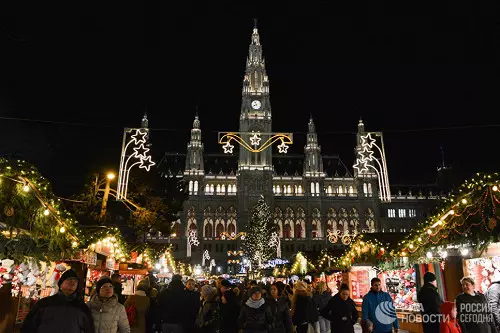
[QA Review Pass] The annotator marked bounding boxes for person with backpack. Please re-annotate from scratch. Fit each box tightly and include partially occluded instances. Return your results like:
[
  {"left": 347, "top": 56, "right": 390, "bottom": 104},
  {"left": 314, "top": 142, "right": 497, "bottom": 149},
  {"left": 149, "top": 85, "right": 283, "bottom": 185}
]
[{"left": 124, "top": 283, "right": 150, "bottom": 333}]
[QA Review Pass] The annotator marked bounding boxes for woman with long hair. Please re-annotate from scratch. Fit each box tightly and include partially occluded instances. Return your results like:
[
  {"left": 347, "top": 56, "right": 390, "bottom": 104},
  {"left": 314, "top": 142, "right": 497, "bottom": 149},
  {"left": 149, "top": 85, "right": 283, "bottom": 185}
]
[{"left": 320, "top": 283, "right": 357, "bottom": 333}]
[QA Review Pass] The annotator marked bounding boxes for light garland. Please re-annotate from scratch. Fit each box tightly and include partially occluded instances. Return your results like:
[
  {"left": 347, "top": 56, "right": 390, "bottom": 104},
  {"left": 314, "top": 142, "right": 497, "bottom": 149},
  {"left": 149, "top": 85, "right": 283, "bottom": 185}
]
[
  {"left": 334, "top": 236, "right": 388, "bottom": 269},
  {"left": 220, "top": 232, "right": 246, "bottom": 240},
  {"left": 290, "top": 252, "right": 314, "bottom": 275},
  {"left": 394, "top": 173, "right": 500, "bottom": 261},
  {"left": 218, "top": 131, "right": 293, "bottom": 154}
]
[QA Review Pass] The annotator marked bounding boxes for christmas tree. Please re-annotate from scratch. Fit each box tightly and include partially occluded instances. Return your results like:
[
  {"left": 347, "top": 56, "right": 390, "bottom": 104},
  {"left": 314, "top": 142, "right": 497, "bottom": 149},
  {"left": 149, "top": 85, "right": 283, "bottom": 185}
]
[{"left": 243, "top": 195, "right": 276, "bottom": 269}]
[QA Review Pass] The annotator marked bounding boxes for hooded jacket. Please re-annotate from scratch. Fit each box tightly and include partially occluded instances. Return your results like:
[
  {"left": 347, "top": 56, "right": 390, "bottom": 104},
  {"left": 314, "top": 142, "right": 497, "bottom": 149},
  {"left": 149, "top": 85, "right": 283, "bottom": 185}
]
[
  {"left": 456, "top": 292, "right": 498, "bottom": 333},
  {"left": 21, "top": 291, "right": 95, "bottom": 333},
  {"left": 291, "top": 288, "right": 318, "bottom": 327},
  {"left": 440, "top": 302, "right": 462, "bottom": 333},
  {"left": 88, "top": 294, "right": 130, "bottom": 333},
  {"left": 361, "top": 289, "right": 400, "bottom": 333},
  {"left": 485, "top": 281, "right": 500, "bottom": 328}
]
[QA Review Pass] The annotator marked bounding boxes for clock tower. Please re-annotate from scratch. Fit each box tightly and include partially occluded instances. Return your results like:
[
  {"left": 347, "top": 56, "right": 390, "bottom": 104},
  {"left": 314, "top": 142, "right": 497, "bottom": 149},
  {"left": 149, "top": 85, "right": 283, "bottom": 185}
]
[
  {"left": 237, "top": 21, "right": 274, "bottom": 216},
  {"left": 239, "top": 20, "right": 272, "bottom": 169}
]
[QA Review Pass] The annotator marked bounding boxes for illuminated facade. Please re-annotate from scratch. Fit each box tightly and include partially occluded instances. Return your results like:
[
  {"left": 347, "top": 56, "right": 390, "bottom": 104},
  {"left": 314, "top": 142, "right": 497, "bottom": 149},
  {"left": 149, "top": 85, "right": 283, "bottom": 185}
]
[{"left": 149, "top": 24, "right": 444, "bottom": 269}]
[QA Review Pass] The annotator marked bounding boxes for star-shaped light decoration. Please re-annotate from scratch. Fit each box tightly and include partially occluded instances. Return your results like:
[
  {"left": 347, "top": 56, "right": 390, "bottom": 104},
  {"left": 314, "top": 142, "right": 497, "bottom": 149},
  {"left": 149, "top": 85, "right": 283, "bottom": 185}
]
[
  {"left": 249, "top": 132, "right": 261, "bottom": 146},
  {"left": 131, "top": 129, "right": 148, "bottom": 145},
  {"left": 361, "top": 133, "right": 376, "bottom": 148},
  {"left": 222, "top": 141, "right": 234, "bottom": 154},
  {"left": 359, "top": 146, "right": 374, "bottom": 161},
  {"left": 133, "top": 144, "right": 150, "bottom": 159},
  {"left": 277, "top": 141, "right": 289, "bottom": 154},
  {"left": 353, "top": 158, "right": 369, "bottom": 174},
  {"left": 139, "top": 155, "right": 156, "bottom": 171}
]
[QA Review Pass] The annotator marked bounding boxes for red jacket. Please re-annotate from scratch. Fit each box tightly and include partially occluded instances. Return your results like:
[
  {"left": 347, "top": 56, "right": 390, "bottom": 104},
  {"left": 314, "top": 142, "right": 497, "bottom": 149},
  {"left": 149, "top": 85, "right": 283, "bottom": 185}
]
[{"left": 440, "top": 302, "right": 462, "bottom": 333}]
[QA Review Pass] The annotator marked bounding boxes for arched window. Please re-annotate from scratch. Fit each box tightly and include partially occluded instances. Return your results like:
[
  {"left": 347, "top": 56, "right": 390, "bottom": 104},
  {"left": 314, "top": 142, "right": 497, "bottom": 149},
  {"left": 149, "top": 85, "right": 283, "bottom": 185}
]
[
  {"left": 368, "top": 183, "right": 372, "bottom": 195},
  {"left": 327, "top": 185, "right": 332, "bottom": 194},
  {"left": 194, "top": 180, "right": 198, "bottom": 194},
  {"left": 187, "top": 207, "right": 197, "bottom": 233},
  {"left": 311, "top": 182, "right": 315, "bottom": 194},
  {"left": 283, "top": 224, "right": 292, "bottom": 239},
  {"left": 227, "top": 206, "right": 237, "bottom": 235},
  {"left": 216, "top": 184, "right": 221, "bottom": 193},
  {"left": 227, "top": 223, "right": 235, "bottom": 235},
  {"left": 204, "top": 223, "right": 213, "bottom": 238},
  {"left": 221, "top": 184, "right": 225, "bottom": 194},
  {"left": 287, "top": 185, "right": 292, "bottom": 194},
  {"left": 203, "top": 207, "right": 214, "bottom": 237},
  {"left": 285, "top": 207, "right": 294, "bottom": 238},
  {"left": 216, "top": 223, "right": 224, "bottom": 238},
  {"left": 311, "top": 208, "right": 321, "bottom": 238},
  {"left": 366, "top": 208, "right": 375, "bottom": 232},
  {"left": 316, "top": 182, "right": 320, "bottom": 195},
  {"left": 274, "top": 207, "right": 283, "bottom": 238},
  {"left": 205, "top": 184, "right": 209, "bottom": 194},
  {"left": 296, "top": 208, "right": 306, "bottom": 238},
  {"left": 338, "top": 186, "right": 343, "bottom": 195},
  {"left": 339, "top": 208, "right": 348, "bottom": 233},
  {"left": 189, "top": 181, "right": 193, "bottom": 194},
  {"left": 298, "top": 185, "right": 303, "bottom": 194},
  {"left": 363, "top": 183, "right": 368, "bottom": 194},
  {"left": 210, "top": 184, "right": 215, "bottom": 193},
  {"left": 327, "top": 208, "right": 337, "bottom": 232},
  {"left": 349, "top": 208, "right": 359, "bottom": 232},
  {"left": 349, "top": 185, "right": 354, "bottom": 195}
]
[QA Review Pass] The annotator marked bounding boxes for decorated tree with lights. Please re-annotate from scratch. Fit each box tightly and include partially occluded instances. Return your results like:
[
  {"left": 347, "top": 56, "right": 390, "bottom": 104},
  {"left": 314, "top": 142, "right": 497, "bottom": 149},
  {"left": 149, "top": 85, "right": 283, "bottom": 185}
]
[{"left": 243, "top": 195, "right": 276, "bottom": 270}]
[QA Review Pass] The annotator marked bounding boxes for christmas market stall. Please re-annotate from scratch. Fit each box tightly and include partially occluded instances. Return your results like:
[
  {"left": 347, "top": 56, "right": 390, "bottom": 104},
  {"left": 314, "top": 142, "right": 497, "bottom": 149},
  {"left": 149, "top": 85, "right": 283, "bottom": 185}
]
[{"left": 395, "top": 173, "right": 500, "bottom": 301}]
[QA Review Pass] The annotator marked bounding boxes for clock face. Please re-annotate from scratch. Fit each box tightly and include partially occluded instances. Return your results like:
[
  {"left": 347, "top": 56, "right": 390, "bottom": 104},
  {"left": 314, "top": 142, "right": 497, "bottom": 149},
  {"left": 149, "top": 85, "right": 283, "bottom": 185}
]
[{"left": 251, "top": 100, "right": 261, "bottom": 110}]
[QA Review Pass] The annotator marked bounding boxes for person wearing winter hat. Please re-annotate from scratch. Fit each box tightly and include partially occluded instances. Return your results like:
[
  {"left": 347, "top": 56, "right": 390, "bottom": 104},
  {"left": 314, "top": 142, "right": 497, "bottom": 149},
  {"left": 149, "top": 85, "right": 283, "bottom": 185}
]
[
  {"left": 417, "top": 272, "right": 443, "bottom": 333},
  {"left": 197, "top": 285, "right": 220, "bottom": 333},
  {"left": 238, "top": 287, "right": 273, "bottom": 333},
  {"left": 88, "top": 276, "right": 130, "bottom": 333},
  {"left": 21, "top": 269, "right": 95, "bottom": 333}
]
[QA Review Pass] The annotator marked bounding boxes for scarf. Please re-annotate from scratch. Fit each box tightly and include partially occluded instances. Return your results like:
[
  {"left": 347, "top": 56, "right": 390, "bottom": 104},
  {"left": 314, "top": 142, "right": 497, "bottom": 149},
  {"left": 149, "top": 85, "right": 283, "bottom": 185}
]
[
  {"left": 246, "top": 297, "right": 265, "bottom": 309},
  {"left": 58, "top": 290, "right": 77, "bottom": 302}
]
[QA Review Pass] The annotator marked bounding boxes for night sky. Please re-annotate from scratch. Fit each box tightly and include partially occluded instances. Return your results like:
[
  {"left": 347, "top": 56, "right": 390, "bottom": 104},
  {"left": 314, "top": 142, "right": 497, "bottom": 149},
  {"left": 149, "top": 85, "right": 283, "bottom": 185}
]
[{"left": 1, "top": 6, "right": 499, "bottom": 196}]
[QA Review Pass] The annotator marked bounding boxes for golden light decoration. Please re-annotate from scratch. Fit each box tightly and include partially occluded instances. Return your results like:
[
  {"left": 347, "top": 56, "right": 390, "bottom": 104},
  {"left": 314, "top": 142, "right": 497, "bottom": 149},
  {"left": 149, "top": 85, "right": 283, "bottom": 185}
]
[
  {"left": 218, "top": 131, "right": 293, "bottom": 154},
  {"left": 220, "top": 232, "right": 247, "bottom": 240}
]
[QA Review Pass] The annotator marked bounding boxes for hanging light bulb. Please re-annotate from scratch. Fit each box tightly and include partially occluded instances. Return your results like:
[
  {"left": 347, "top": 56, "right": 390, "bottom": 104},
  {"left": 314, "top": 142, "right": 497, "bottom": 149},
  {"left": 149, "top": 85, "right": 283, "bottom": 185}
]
[
  {"left": 426, "top": 251, "right": 433, "bottom": 259},
  {"left": 43, "top": 209, "right": 50, "bottom": 216},
  {"left": 493, "top": 185, "right": 498, "bottom": 192},
  {"left": 59, "top": 226, "right": 66, "bottom": 233},
  {"left": 427, "top": 229, "right": 433, "bottom": 235},
  {"left": 23, "top": 184, "right": 30, "bottom": 192},
  {"left": 418, "top": 237, "right": 422, "bottom": 242},
  {"left": 461, "top": 198, "right": 467, "bottom": 204}
]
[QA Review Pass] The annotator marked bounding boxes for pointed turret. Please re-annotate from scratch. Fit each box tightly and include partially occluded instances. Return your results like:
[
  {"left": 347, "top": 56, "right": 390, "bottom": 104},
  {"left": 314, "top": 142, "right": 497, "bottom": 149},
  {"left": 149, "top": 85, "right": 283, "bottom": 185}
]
[
  {"left": 141, "top": 113, "right": 149, "bottom": 128},
  {"left": 304, "top": 116, "right": 323, "bottom": 175},
  {"left": 185, "top": 114, "right": 204, "bottom": 172},
  {"left": 242, "top": 20, "right": 270, "bottom": 96}
]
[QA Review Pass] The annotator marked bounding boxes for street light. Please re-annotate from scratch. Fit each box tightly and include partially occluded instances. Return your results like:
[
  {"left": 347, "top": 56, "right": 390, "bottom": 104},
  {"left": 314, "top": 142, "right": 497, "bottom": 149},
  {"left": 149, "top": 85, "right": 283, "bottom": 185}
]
[{"left": 100, "top": 172, "right": 116, "bottom": 218}]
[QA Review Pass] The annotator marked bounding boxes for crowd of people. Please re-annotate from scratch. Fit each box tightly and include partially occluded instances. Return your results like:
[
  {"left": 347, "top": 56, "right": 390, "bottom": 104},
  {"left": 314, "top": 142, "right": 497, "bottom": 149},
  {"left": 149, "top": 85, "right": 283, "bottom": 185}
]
[{"left": 17, "top": 268, "right": 500, "bottom": 333}]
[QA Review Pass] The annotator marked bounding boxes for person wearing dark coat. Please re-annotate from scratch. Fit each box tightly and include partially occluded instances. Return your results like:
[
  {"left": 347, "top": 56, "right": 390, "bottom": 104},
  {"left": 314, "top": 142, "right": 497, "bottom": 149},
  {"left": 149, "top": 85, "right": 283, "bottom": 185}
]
[
  {"left": 181, "top": 279, "right": 200, "bottom": 332},
  {"left": 158, "top": 279, "right": 185, "bottom": 333},
  {"left": 485, "top": 272, "right": 500, "bottom": 331},
  {"left": 320, "top": 284, "right": 358, "bottom": 333},
  {"left": 266, "top": 283, "right": 293, "bottom": 333},
  {"left": 197, "top": 285, "right": 220, "bottom": 333},
  {"left": 111, "top": 273, "right": 126, "bottom": 305},
  {"left": 219, "top": 280, "right": 240, "bottom": 333},
  {"left": 21, "top": 269, "right": 95, "bottom": 333},
  {"left": 312, "top": 282, "right": 332, "bottom": 333},
  {"left": 417, "top": 272, "right": 443, "bottom": 333},
  {"left": 456, "top": 277, "right": 498, "bottom": 333},
  {"left": 238, "top": 287, "right": 274, "bottom": 333},
  {"left": 291, "top": 281, "right": 318, "bottom": 333}
]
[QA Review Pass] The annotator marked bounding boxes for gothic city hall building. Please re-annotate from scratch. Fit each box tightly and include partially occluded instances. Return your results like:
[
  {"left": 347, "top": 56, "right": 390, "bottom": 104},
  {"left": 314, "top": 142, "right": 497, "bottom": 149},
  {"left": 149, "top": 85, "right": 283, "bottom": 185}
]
[{"left": 150, "top": 24, "right": 446, "bottom": 271}]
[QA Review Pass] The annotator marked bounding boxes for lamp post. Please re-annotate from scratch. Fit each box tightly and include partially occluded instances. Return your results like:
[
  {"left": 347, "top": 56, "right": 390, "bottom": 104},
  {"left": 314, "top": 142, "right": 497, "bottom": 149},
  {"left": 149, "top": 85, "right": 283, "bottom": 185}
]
[{"left": 100, "top": 172, "right": 115, "bottom": 218}]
